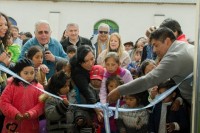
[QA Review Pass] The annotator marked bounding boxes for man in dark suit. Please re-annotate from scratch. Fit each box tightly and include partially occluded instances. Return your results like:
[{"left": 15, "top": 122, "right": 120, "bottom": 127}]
[{"left": 61, "top": 23, "right": 93, "bottom": 53}]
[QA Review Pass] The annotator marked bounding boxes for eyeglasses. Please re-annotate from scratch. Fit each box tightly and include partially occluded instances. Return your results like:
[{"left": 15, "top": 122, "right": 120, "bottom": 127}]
[
  {"left": 37, "top": 31, "right": 49, "bottom": 35},
  {"left": 99, "top": 31, "right": 108, "bottom": 34}
]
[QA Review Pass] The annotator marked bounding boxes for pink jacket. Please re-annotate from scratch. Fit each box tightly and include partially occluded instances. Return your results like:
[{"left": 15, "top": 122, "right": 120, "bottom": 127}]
[
  {"left": 99, "top": 67, "right": 133, "bottom": 103},
  {"left": 0, "top": 78, "right": 44, "bottom": 133}
]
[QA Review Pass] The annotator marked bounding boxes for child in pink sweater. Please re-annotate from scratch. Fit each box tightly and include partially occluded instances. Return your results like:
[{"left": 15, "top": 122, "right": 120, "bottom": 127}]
[{"left": 99, "top": 52, "right": 133, "bottom": 103}]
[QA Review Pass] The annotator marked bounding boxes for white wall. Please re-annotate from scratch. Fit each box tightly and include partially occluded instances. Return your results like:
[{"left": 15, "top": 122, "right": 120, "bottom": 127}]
[{"left": 0, "top": 1, "right": 196, "bottom": 43}]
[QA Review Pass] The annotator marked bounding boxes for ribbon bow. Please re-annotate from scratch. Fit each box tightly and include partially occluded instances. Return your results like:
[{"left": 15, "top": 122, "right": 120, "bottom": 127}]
[{"left": 71, "top": 102, "right": 115, "bottom": 133}]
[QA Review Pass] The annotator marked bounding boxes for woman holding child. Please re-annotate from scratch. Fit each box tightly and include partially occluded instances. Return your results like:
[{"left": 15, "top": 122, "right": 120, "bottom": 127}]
[{"left": 70, "top": 45, "right": 103, "bottom": 132}]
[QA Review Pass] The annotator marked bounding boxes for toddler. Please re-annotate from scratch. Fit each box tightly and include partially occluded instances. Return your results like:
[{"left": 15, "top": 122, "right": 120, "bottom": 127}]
[
  {"left": 45, "top": 71, "right": 88, "bottom": 132},
  {"left": 5, "top": 32, "right": 21, "bottom": 63},
  {"left": 118, "top": 93, "right": 149, "bottom": 133},
  {"left": 127, "top": 48, "right": 142, "bottom": 79},
  {"left": 67, "top": 45, "right": 77, "bottom": 59},
  {"left": 89, "top": 65, "right": 105, "bottom": 101},
  {"left": 101, "top": 75, "right": 124, "bottom": 133}
]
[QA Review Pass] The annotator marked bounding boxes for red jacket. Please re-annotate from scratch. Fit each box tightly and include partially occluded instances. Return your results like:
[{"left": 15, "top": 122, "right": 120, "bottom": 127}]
[
  {"left": 177, "top": 34, "right": 188, "bottom": 43},
  {"left": 0, "top": 78, "right": 44, "bottom": 133}
]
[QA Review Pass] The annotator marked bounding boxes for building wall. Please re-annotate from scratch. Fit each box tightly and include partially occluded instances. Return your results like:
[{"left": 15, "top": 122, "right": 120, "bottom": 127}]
[{"left": 0, "top": 1, "right": 196, "bottom": 43}]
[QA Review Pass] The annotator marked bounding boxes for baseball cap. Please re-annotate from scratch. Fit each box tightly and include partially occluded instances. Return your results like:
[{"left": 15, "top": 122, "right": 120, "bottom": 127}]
[{"left": 90, "top": 65, "right": 105, "bottom": 80}]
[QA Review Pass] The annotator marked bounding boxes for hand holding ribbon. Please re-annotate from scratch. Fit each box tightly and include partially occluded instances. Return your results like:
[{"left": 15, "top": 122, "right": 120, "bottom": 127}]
[{"left": 0, "top": 64, "right": 193, "bottom": 133}]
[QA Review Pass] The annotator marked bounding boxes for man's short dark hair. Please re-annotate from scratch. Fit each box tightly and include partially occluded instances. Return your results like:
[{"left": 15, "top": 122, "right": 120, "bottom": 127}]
[
  {"left": 160, "top": 18, "right": 183, "bottom": 36},
  {"left": 157, "top": 79, "right": 176, "bottom": 91},
  {"left": 149, "top": 27, "right": 176, "bottom": 43},
  {"left": 24, "top": 32, "right": 33, "bottom": 38}
]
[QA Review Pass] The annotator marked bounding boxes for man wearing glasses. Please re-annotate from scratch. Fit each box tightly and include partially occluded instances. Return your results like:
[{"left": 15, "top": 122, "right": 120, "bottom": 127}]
[
  {"left": 94, "top": 23, "right": 110, "bottom": 59},
  {"left": 61, "top": 23, "right": 93, "bottom": 53},
  {"left": 19, "top": 20, "right": 67, "bottom": 80}
]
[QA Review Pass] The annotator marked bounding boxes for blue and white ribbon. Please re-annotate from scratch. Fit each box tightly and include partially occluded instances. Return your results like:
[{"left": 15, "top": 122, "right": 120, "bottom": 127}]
[
  {"left": 0, "top": 64, "right": 193, "bottom": 133},
  {"left": 0, "top": 65, "right": 62, "bottom": 100},
  {"left": 114, "top": 99, "right": 120, "bottom": 119}
]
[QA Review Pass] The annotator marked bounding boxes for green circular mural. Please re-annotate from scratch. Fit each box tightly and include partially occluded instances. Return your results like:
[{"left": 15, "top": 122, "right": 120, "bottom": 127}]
[{"left": 94, "top": 19, "right": 119, "bottom": 34}]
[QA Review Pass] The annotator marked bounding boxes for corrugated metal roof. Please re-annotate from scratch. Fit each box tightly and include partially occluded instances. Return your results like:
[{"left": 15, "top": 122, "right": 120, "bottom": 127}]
[
  {"left": 66, "top": 0, "right": 196, "bottom": 3},
  {"left": 9, "top": 0, "right": 197, "bottom": 4}
]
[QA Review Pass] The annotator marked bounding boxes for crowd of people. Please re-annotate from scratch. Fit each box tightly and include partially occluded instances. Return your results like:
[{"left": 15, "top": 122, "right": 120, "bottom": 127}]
[{"left": 0, "top": 11, "right": 194, "bottom": 133}]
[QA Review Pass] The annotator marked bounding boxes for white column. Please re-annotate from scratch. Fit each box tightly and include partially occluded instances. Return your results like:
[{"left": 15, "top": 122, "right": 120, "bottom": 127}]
[{"left": 191, "top": 1, "right": 200, "bottom": 133}]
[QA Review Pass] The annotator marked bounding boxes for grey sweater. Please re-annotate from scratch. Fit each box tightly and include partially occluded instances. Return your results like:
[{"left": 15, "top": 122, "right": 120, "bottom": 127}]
[
  {"left": 118, "top": 41, "right": 194, "bottom": 104},
  {"left": 45, "top": 89, "right": 87, "bottom": 133}
]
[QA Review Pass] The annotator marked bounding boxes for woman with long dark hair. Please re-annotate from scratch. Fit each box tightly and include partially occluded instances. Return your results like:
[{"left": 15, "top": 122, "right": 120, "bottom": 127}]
[
  {"left": 0, "top": 12, "right": 11, "bottom": 131},
  {"left": 70, "top": 45, "right": 102, "bottom": 132}
]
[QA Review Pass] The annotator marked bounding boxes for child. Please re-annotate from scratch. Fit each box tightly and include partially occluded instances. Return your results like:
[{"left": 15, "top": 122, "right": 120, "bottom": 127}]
[
  {"left": 141, "top": 28, "right": 158, "bottom": 62},
  {"left": 67, "top": 45, "right": 77, "bottom": 59},
  {"left": 140, "top": 59, "right": 157, "bottom": 76},
  {"left": 140, "top": 59, "right": 182, "bottom": 111},
  {"left": 129, "top": 37, "right": 146, "bottom": 63},
  {"left": 133, "top": 37, "right": 146, "bottom": 51},
  {"left": 123, "top": 41, "right": 134, "bottom": 53},
  {"left": 27, "top": 46, "right": 47, "bottom": 87},
  {"left": 127, "top": 48, "right": 142, "bottom": 79},
  {"left": 89, "top": 65, "right": 105, "bottom": 102},
  {"left": 117, "top": 94, "right": 149, "bottom": 133},
  {"left": 5, "top": 32, "right": 21, "bottom": 63},
  {"left": 10, "top": 25, "right": 22, "bottom": 47},
  {"left": 44, "top": 71, "right": 88, "bottom": 133},
  {"left": 101, "top": 75, "right": 124, "bottom": 133},
  {"left": 26, "top": 46, "right": 48, "bottom": 132},
  {"left": 149, "top": 79, "right": 189, "bottom": 133},
  {"left": 140, "top": 59, "right": 158, "bottom": 102},
  {"left": 89, "top": 65, "right": 104, "bottom": 132},
  {"left": 55, "top": 60, "right": 71, "bottom": 77},
  {"left": 0, "top": 59, "right": 44, "bottom": 133},
  {"left": 99, "top": 52, "right": 133, "bottom": 104}
]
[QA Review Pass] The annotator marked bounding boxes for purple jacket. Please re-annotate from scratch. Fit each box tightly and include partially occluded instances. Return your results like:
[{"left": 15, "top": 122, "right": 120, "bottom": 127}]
[{"left": 99, "top": 67, "right": 133, "bottom": 103}]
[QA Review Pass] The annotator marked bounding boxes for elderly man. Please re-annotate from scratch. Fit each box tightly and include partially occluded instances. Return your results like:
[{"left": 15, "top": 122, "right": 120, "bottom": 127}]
[
  {"left": 19, "top": 20, "right": 67, "bottom": 79},
  {"left": 108, "top": 27, "right": 194, "bottom": 105},
  {"left": 61, "top": 23, "right": 93, "bottom": 53},
  {"left": 94, "top": 23, "right": 110, "bottom": 58}
]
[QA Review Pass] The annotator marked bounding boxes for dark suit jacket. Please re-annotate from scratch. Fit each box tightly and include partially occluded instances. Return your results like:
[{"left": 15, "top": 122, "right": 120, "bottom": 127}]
[
  {"left": 61, "top": 36, "right": 93, "bottom": 53},
  {"left": 148, "top": 102, "right": 189, "bottom": 133}
]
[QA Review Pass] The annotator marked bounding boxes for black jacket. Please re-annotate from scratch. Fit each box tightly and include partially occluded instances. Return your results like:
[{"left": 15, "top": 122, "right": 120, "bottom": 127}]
[
  {"left": 71, "top": 63, "right": 97, "bottom": 104},
  {"left": 148, "top": 102, "right": 189, "bottom": 133},
  {"left": 61, "top": 36, "right": 93, "bottom": 53}
]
